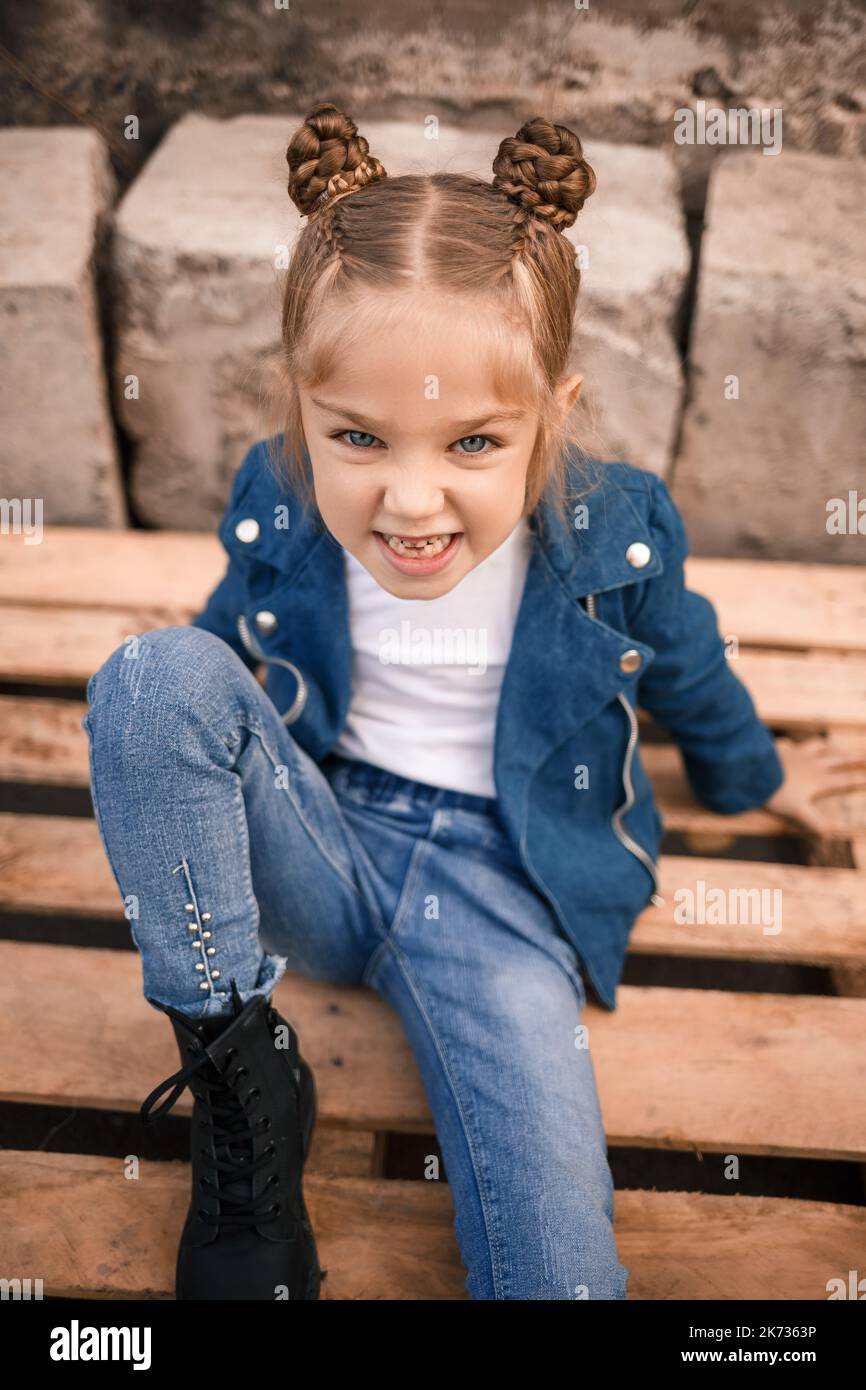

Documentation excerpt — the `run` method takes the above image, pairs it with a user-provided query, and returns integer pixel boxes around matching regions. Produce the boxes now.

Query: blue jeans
[82,625,630,1300]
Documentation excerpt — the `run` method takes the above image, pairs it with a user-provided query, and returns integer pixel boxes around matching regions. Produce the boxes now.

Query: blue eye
[333,429,500,456]
[340,430,380,449]
[453,435,493,455]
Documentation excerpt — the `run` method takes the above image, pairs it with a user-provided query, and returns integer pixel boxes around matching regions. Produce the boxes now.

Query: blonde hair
[264,101,599,534]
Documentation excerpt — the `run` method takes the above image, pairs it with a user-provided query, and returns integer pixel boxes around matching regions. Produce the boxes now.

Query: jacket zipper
[236,613,308,726]
[236,593,662,902]
[584,592,664,907]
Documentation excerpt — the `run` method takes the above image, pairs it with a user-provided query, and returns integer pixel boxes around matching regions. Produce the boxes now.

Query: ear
[555,372,583,418]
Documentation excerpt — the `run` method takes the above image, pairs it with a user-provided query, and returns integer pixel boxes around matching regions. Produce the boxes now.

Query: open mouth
[373,530,463,573]
[378,532,456,557]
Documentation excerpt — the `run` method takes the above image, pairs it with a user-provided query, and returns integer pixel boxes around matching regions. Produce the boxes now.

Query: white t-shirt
[331,516,533,797]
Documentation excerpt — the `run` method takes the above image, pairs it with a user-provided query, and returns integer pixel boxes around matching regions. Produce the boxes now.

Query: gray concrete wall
[1,2,862,556]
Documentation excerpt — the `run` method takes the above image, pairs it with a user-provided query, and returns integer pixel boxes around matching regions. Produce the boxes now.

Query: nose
[382,463,447,527]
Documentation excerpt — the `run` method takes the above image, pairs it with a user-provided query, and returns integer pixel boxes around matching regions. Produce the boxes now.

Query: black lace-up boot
[140,979,322,1300]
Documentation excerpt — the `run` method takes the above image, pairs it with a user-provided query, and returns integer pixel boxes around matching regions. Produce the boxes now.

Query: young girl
[82,102,844,1302]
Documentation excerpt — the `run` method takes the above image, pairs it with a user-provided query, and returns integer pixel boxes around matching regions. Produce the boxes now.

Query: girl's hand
[765,735,866,839]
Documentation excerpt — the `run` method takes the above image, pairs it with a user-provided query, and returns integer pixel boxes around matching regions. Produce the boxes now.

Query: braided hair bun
[492,117,596,231]
[286,102,387,216]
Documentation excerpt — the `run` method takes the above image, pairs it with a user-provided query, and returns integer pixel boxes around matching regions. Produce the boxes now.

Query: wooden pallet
[1,528,865,1300]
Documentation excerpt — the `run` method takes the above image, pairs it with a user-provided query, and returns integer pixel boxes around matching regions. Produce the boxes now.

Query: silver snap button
[626,542,651,569]
[619,648,641,674]
[255,609,278,634]
[234,518,260,543]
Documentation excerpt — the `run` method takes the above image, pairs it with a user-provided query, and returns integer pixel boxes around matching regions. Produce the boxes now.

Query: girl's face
[298,299,581,599]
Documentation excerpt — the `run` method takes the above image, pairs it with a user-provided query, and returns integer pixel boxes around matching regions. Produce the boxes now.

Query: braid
[315,204,343,266]
[492,117,596,233]
[286,101,387,218]
[508,206,549,265]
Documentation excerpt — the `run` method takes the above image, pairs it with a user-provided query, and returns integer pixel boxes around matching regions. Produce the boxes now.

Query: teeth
[384,533,453,557]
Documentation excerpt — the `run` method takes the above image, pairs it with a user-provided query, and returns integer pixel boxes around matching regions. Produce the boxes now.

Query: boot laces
[140,1007,286,1229]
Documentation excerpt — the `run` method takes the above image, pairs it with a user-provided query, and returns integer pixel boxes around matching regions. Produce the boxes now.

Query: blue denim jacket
[191,437,785,1010]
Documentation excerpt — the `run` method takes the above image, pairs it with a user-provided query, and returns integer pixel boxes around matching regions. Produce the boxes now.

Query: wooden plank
[683,557,866,654]
[0,605,194,684]
[638,855,866,967]
[5,816,866,972]
[4,528,864,652]
[0,1151,463,1300]
[0,941,864,1160]
[4,606,866,726]
[0,528,224,613]
[840,823,866,997]
[596,988,866,1161]
[1,1149,862,1300]
[0,814,121,916]
[617,1190,866,1301]
[735,649,866,733]
[5,702,865,845]
[3,704,865,843]
[0,697,92,785]
[307,1127,377,1180]
[643,741,866,841]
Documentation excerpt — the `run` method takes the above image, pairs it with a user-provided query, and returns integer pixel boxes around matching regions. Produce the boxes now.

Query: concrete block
[0,127,125,526]
[114,114,688,528]
[673,150,865,563]
[563,138,689,477]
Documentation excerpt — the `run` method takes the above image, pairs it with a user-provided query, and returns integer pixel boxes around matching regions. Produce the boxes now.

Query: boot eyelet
[270,1203,281,1215]
[225,1048,237,1062]
[248,1087,261,1102]
[260,1116,271,1131]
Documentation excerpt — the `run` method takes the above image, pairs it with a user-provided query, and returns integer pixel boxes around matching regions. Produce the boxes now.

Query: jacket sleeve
[189,451,260,674]
[628,473,785,814]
